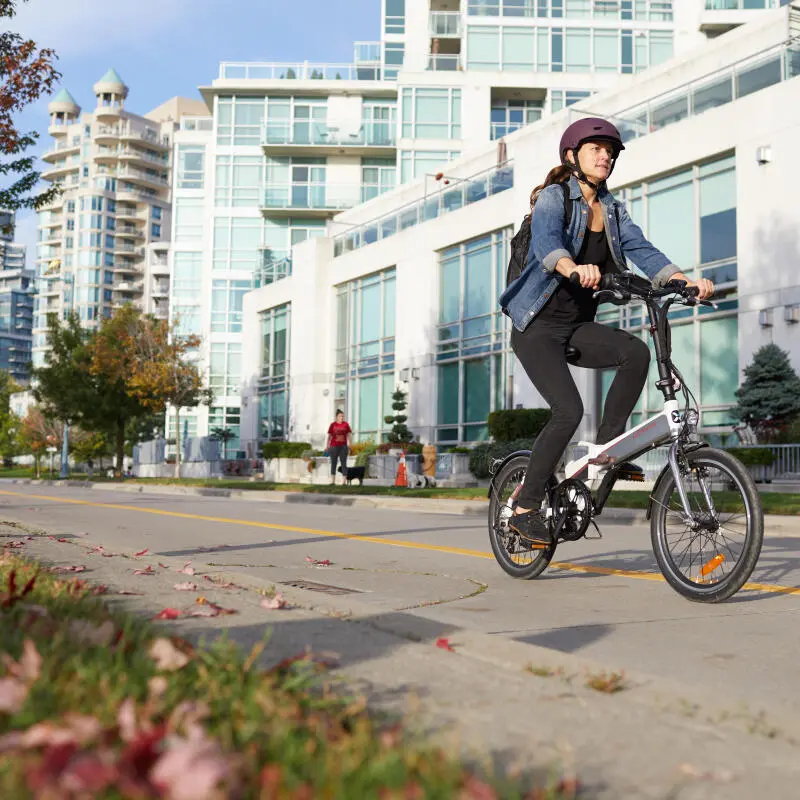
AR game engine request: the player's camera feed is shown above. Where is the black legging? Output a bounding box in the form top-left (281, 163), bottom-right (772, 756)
top-left (511, 317), bottom-right (650, 508)
top-left (329, 445), bottom-right (348, 476)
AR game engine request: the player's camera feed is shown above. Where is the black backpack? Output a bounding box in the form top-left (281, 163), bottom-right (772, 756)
top-left (506, 181), bottom-right (572, 287)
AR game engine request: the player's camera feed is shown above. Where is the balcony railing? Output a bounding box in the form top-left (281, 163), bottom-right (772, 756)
top-left (180, 116), bottom-right (213, 132)
top-left (262, 120), bottom-right (396, 148)
top-left (96, 123), bottom-right (170, 148)
top-left (705, 0), bottom-right (779, 8)
top-left (467, 0), bottom-right (673, 20)
top-left (430, 11), bottom-right (462, 37)
top-left (427, 54), bottom-right (462, 71)
top-left (117, 165), bottom-right (169, 186)
top-left (333, 160), bottom-right (514, 258)
top-left (219, 61), bottom-right (384, 81)
top-left (605, 34), bottom-right (800, 144)
top-left (253, 254), bottom-right (292, 289)
top-left (262, 183), bottom-right (363, 212)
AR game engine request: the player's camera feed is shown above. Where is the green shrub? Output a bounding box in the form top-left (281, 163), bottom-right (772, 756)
top-left (487, 409), bottom-right (551, 442)
top-left (726, 446), bottom-right (775, 467)
top-left (354, 442), bottom-right (378, 468)
top-left (469, 438), bottom-right (532, 480)
top-left (261, 441), bottom-right (312, 460)
top-left (446, 446), bottom-right (471, 454)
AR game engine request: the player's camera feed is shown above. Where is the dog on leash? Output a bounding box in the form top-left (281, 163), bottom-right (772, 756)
top-left (339, 465), bottom-right (366, 485)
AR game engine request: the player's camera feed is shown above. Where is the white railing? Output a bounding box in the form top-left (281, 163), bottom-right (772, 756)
top-left (119, 146), bottom-right (169, 165)
top-left (262, 183), bottom-right (363, 212)
top-left (430, 11), bottom-right (462, 37)
top-left (467, 0), bottom-right (673, 20)
top-left (490, 121), bottom-right (527, 140)
top-left (117, 165), bottom-right (169, 185)
top-left (262, 120), bottom-right (396, 148)
top-left (219, 61), bottom-right (383, 81)
top-left (705, 0), bottom-right (779, 8)
top-left (428, 53), bottom-right (462, 71)
top-left (96, 123), bottom-right (170, 148)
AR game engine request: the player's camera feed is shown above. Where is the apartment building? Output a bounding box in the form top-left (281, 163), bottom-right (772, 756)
top-left (34, 70), bottom-right (207, 368)
top-left (236, 2), bottom-right (800, 451)
top-left (0, 211), bottom-right (33, 382)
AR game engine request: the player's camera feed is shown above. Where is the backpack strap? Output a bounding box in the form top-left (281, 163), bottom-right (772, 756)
top-left (560, 180), bottom-right (572, 228)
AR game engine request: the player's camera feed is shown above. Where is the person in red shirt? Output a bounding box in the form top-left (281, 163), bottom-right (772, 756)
top-left (327, 410), bottom-right (352, 484)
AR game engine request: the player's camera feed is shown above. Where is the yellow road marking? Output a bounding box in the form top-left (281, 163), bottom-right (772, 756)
top-left (1, 489), bottom-right (797, 597)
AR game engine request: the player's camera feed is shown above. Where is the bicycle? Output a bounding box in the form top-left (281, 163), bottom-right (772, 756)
top-left (488, 272), bottom-right (763, 603)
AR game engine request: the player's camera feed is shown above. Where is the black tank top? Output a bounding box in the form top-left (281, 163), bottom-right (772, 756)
top-left (539, 228), bottom-right (619, 323)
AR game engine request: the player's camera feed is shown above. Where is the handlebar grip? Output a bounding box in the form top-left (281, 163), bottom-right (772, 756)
top-left (599, 274), bottom-right (617, 290)
top-left (685, 285), bottom-right (700, 297)
top-left (569, 271), bottom-right (580, 284)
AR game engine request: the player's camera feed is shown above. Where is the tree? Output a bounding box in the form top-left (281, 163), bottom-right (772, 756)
top-left (209, 426), bottom-right (235, 458)
top-left (0, 0), bottom-right (61, 215)
top-left (0, 370), bottom-right (22, 466)
top-left (733, 344), bottom-right (800, 442)
top-left (71, 430), bottom-right (111, 477)
top-left (384, 387), bottom-right (414, 445)
top-left (17, 406), bottom-right (62, 477)
top-left (32, 312), bottom-right (151, 475)
top-left (90, 306), bottom-right (211, 478)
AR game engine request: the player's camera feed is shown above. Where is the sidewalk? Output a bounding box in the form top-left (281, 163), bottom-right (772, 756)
top-left (6, 522), bottom-right (800, 799)
top-left (3, 476), bottom-right (800, 535)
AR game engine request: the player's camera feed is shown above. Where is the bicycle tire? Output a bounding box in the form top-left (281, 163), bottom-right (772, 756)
top-left (650, 447), bottom-right (763, 603)
top-left (488, 455), bottom-right (556, 579)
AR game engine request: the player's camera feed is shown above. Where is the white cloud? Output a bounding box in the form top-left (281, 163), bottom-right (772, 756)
top-left (12, 0), bottom-right (197, 56)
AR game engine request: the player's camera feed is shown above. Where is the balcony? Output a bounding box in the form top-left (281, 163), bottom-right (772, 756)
top-left (118, 146), bottom-right (169, 167)
top-left (113, 242), bottom-right (144, 257)
top-left (218, 60), bottom-right (384, 82)
top-left (699, 0), bottom-right (774, 34)
top-left (151, 281), bottom-right (170, 297)
top-left (150, 255), bottom-right (169, 275)
top-left (261, 183), bottom-right (362, 217)
top-left (40, 161), bottom-right (80, 181)
top-left (95, 123), bottom-right (170, 150)
top-left (261, 120), bottom-right (396, 156)
top-left (430, 11), bottom-right (462, 38)
top-left (114, 205), bottom-right (142, 221)
top-left (113, 278), bottom-right (144, 293)
top-left (427, 54), bottom-right (462, 71)
top-left (117, 164), bottom-right (169, 189)
top-left (115, 224), bottom-right (145, 238)
top-left (41, 140), bottom-right (81, 162)
top-left (180, 116), bottom-right (213, 132)
top-left (253, 253), bottom-right (292, 289)
top-left (354, 41), bottom-right (381, 63)
top-left (114, 262), bottom-right (142, 275)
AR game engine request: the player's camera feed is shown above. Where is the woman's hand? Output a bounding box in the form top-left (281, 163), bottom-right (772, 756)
top-left (571, 263), bottom-right (601, 290)
top-left (685, 278), bottom-right (714, 300)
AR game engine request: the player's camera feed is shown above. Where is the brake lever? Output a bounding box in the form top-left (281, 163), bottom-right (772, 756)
top-left (593, 289), bottom-right (630, 306)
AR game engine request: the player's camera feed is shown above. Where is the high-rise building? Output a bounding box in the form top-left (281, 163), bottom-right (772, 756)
top-left (0, 211), bottom-right (33, 382)
top-left (168, 0), bottom-right (790, 454)
top-left (33, 71), bottom-right (208, 368)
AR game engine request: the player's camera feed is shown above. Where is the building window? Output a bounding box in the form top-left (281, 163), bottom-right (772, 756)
top-left (208, 406), bottom-right (241, 458)
top-left (603, 154), bottom-right (738, 431)
top-left (490, 99), bottom-right (543, 140)
top-left (258, 304), bottom-right (290, 441)
top-left (437, 231), bottom-right (510, 443)
top-left (263, 156), bottom-right (334, 211)
top-left (151, 223), bottom-right (161, 238)
top-left (335, 269), bottom-right (396, 442)
top-left (177, 145), bottom-right (205, 190)
top-left (174, 197), bottom-right (204, 243)
top-left (384, 43), bottom-right (405, 80)
top-left (401, 88), bottom-right (461, 139)
top-left (152, 205), bottom-right (162, 220)
top-left (362, 101), bottom-right (396, 146)
top-left (550, 89), bottom-right (591, 112)
top-left (265, 97), bottom-right (327, 145)
top-left (171, 305), bottom-right (201, 336)
top-left (215, 155), bottom-right (264, 207)
top-left (209, 342), bottom-right (242, 396)
top-left (211, 279), bottom-right (251, 333)
top-left (361, 158), bottom-right (396, 202)
top-left (385, 0), bottom-right (405, 34)
top-left (172, 252), bottom-right (202, 300)
top-left (216, 96), bottom-right (265, 146)
top-left (212, 216), bottom-right (261, 273)
top-left (399, 150), bottom-right (460, 183)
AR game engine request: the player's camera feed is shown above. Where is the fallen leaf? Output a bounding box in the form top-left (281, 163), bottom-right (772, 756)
top-left (91, 585), bottom-right (109, 596)
top-left (0, 714), bottom-right (102, 752)
top-left (202, 577), bottom-right (236, 589)
top-left (134, 548), bottom-right (149, 557)
top-left (260, 594), bottom-right (289, 610)
top-left (56, 537), bottom-right (68, 543)
top-left (0, 677), bottom-right (28, 713)
top-left (0, 640), bottom-right (42, 713)
top-left (436, 637), bottom-right (455, 652)
top-left (153, 608), bottom-right (182, 621)
top-left (132, 566), bottom-right (155, 575)
top-left (51, 565), bottom-right (86, 574)
top-left (305, 556), bottom-right (333, 567)
top-left (149, 638), bottom-right (190, 671)
top-left (174, 582), bottom-right (198, 592)
top-left (177, 563), bottom-right (195, 575)
top-left (189, 602), bottom-right (237, 618)
top-left (158, 563), bottom-right (169, 569)
top-left (150, 727), bottom-right (233, 800)
top-left (4, 540), bottom-right (26, 549)
top-left (68, 620), bottom-right (116, 647)
top-left (88, 545), bottom-right (106, 554)
top-left (114, 590), bottom-right (143, 596)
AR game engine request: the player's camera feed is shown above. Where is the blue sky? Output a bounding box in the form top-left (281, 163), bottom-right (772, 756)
top-left (11, 0), bottom-right (381, 256)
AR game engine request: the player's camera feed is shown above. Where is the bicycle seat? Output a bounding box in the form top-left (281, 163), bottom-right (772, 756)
top-left (565, 345), bottom-right (580, 364)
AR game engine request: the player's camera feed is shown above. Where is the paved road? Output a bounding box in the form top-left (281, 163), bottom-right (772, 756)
top-left (2, 482), bottom-right (800, 797)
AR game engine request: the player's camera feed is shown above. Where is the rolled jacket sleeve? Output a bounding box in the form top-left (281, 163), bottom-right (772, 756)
top-left (530, 185), bottom-right (572, 274)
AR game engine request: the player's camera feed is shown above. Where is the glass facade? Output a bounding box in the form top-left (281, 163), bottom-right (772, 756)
top-left (258, 304), bottom-right (291, 441)
top-left (399, 149), bottom-right (461, 183)
top-left (600, 154), bottom-right (739, 431)
top-left (437, 231), bottom-right (510, 443)
top-left (401, 88), bottom-right (461, 139)
top-left (490, 99), bottom-right (543, 139)
top-left (209, 406), bottom-right (242, 458)
top-left (361, 157), bottom-right (397, 201)
top-left (335, 269), bottom-right (396, 441)
top-left (177, 145), bottom-right (205, 190)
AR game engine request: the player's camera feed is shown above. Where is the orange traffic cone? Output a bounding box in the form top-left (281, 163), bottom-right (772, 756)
top-left (395, 451), bottom-right (408, 488)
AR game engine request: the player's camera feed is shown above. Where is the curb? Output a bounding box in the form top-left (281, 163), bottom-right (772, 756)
top-left (2, 477), bottom-right (799, 534)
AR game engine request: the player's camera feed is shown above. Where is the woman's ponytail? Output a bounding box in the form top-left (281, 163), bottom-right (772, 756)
top-left (529, 164), bottom-right (572, 211)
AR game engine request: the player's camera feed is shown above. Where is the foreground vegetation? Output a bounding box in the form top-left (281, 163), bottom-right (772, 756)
top-left (0, 552), bottom-right (569, 798)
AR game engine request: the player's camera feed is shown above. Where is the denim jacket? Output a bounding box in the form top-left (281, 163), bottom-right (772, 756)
top-left (499, 175), bottom-right (679, 332)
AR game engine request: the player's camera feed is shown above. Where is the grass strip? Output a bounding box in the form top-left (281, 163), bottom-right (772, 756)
top-left (0, 552), bottom-right (571, 799)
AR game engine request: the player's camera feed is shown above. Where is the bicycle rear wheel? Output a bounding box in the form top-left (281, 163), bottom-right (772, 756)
top-left (488, 455), bottom-right (556, 579)
top-left (650, 447), bottom-right (763, 602)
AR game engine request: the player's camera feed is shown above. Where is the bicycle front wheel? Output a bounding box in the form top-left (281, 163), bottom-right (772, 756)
top-left (650, 447), bottom-right (763, 603)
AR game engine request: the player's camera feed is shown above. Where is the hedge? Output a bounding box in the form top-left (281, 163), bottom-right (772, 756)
top-left (487, 409), bottom-right (551, 442)
top-left (725, 447), bottom-right (775, 467)
top-left (468, 438), bottom-right (533, 480)
top-left (261, 442), bottom-right (313, 460)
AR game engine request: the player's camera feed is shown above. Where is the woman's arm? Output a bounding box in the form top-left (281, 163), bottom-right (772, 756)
top-left (530, 184), bottom-right (573, 273)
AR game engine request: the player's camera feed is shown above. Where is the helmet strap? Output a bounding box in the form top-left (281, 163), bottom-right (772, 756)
top-left (564, 148), bottom-right (616, 191)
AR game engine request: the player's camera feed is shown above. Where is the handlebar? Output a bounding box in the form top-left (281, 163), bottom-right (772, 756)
top-left (569, 271), bottom-right (712, 307)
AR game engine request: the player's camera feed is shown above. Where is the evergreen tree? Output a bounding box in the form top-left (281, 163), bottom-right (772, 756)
top-left (733, 343), bottom-right (800, 441)
top-left (385, 388), bottom-right (414, 445)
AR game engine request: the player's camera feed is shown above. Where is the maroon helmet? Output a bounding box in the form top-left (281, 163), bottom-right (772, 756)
top-left (559, 117), bottom-right (625, 187)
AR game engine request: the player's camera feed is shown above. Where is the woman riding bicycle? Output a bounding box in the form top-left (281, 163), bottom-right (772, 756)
top-left (499, 117), bottom-right (714, 548)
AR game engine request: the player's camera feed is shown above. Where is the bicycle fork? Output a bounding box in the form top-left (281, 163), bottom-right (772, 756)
top-left (668, 439), bottom-right (718, 521)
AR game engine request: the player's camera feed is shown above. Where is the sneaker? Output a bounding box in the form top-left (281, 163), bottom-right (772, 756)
top-left (508, 509), bottom-right (553, 548)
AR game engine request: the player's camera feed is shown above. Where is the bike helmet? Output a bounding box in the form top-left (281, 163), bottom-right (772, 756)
top-left (559, 117), bottom-right (625, 188)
